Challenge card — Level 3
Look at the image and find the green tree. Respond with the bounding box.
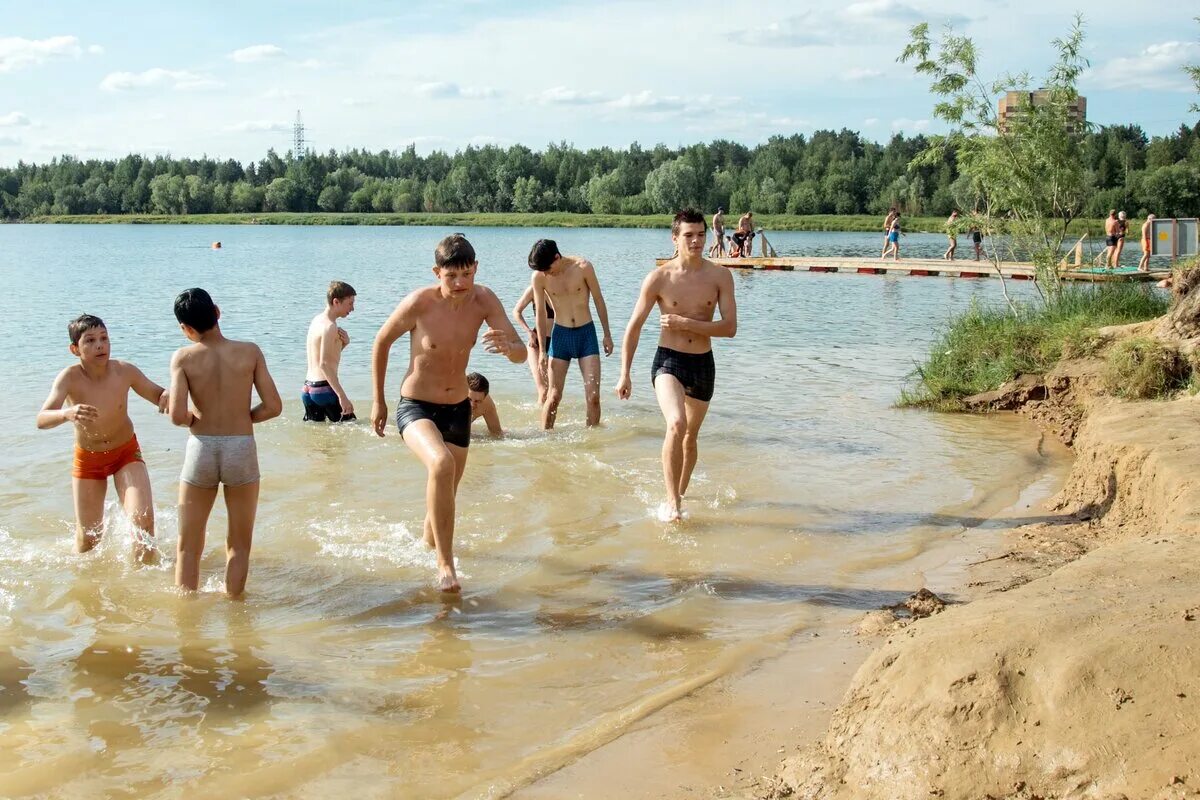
[317,185,346,212]
[263,177,301,211]
[643,158,701,213]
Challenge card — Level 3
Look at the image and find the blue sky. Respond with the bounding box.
[1,0,1197,165]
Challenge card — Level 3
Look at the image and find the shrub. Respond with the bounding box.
[1102,337,1187,399]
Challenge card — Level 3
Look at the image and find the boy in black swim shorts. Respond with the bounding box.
[615,209,737,522]
[369,233,526,592]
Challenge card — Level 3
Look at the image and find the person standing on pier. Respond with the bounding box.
[1138,214,1156,272]
[881,207,898,258]
[943,210,959,260]
[1101,210,1119,267]
[614,209,737,522]
[709,207,726,257]
[1110,211,1128,268]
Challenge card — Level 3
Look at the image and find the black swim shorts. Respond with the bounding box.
[651,346,716,403]
[395,397,471,448]
[1106,234,1120,247]
[302,380,355,422]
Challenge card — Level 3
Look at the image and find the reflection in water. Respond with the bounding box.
[0,225,1068,797]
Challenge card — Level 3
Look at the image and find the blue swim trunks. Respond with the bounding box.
[549,321,600,362]
[302,380,354,422]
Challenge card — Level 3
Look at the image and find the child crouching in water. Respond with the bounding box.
[37,315,168,561]
[169,289,281,597]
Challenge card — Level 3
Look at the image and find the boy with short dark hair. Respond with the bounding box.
[37,314,169,560]
[169,288,282,597]
[303,280,357,422]
[467,372,503,437]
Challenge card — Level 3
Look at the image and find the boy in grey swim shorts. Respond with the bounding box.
[169,288,282,597]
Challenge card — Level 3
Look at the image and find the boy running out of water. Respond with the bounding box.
[169,289,282,597]
[37,315,168,560]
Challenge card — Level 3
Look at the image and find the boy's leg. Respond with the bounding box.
[403,420,462,592]
[177,482,218,591]
[579,354,602,427]
[72,477,107,552]
[529,344,549,406]
[222,481,260,598]
[114,461,156,563]
[653,374,688,520]
[541,358,570,430]
[423,442,469,549]
[679,396,710,498]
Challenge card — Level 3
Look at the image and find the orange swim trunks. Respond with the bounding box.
[73,435,144,481]
[1142,237,1151,254]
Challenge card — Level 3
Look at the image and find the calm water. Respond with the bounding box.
[0,225,1057,798]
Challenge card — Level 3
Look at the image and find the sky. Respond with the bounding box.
[1,0,1197,166]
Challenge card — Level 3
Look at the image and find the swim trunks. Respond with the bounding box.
[887,231,899,244]
[971,230,982,244]
[651,346,716,403]
[1142,237,1151,254]
[1106,234,1119,247]
[73,434,144,480]
[180,435,259,489]
[302,380,354,422]
[549,321,600,362]
[395,397,471,448]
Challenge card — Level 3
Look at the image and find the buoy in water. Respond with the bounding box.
[211,241,222,250]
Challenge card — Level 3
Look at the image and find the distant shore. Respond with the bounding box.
[17,211,1106,236]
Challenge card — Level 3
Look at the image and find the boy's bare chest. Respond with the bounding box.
[416,308,483,354]
[659,276,719,317]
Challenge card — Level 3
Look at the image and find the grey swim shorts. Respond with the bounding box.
[180,435,260,489]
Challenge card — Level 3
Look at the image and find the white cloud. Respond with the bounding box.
[87,44,104,56]
[607,90,687,113]
[0,135,21,146]
[225,120,291,133]
[842,67,884,81]
[536,86,607,105]
[414,81,497,99]
[891,117,930,131]
[229,44,285,63]
[1087,41,1200,91]
[262,87,298,100]
[0,111,31,127]
[0,35,83,73]
[769,116,813,129]
[342,97,372,107]
[730,15,829,48]
[100,68,222,92]
[298,58,324,69]
[864,117,880,126]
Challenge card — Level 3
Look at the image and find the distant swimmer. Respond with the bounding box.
[170,288,282,597]
[1138,214,1156,272]
[303,280,357,422]
[614,209,738,522]
[212,242,222,250]
[370,233,526,593]
[37,314,169,561]
[467,372,503,437]
[528,239,614,429]
[511,284,554,405]
[709,206,726,257]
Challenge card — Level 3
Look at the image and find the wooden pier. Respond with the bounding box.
[653,256,1169,283]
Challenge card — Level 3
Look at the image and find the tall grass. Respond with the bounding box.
[900,283,1168,410]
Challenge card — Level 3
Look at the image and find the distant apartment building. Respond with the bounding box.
[997,90,1087,133]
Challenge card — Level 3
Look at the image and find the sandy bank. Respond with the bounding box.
[769,387,1200,799]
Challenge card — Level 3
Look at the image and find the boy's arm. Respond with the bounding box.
[318,326,353,415]
[615,272,659,399]
[482,397,503,437]
[481,288,527,365]
[582,261,614,356]
[532,275,550,366]
[512,284,535,336]
[168,351,196,428]
[249,345,283,423]
[370,296,418,437]
[37,370,93,429]
[125,362,169,413]
[660,271,738,339]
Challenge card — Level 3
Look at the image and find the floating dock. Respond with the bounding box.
[653,256,1169,283]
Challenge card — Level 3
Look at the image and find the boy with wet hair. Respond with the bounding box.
[615,209,737,522]
[37,314,169,560]
[528,238,613,429]
[466,372,503,437]
[371,233,526,592]
[170,288,282,597]
[303,280,357,422]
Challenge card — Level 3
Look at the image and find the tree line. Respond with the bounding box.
[1,123,1198,221]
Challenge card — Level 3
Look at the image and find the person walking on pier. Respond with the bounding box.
[943,210,959,260]
[881,207,898,258]
[881,213,902,261]
[709,207,726,257]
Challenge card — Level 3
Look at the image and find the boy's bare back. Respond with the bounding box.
[172,339,269,436]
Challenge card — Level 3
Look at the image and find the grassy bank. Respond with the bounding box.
[19,211,1109,236]
[900,284,1170,411]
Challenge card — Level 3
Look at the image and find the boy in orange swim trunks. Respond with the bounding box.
[37,315,169,560]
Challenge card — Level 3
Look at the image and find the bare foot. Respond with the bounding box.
[656,501,683,523]
[438,565,461,594]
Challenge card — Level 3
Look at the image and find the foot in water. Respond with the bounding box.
[438,565,461,594]
[657,501,684,523]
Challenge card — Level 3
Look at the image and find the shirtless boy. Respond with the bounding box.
[528,239,614,429]
[614,209,737,522]
[709,207,726,257]
[467,372,503,437]
[37,315,168,560]
[303,280,356,422]
[370,233,526,592]
[1138,214,1156,272]
[169,288,282,597]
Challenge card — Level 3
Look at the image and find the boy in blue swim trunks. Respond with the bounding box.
[528,239,614,429]
[615,209,737,522]
[370,233,526,592]
[303,280,356,422]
